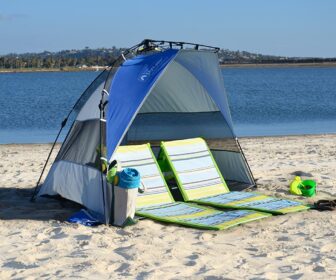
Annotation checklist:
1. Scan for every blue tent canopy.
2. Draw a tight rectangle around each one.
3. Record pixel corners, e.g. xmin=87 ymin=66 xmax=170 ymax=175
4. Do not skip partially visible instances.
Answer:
xmin=106 ymin=49 xmax=178 ymax=159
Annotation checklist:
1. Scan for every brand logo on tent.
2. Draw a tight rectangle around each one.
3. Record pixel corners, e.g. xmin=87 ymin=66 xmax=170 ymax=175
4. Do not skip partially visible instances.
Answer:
xmin=138 ymin=58 xmax=163 ymax=82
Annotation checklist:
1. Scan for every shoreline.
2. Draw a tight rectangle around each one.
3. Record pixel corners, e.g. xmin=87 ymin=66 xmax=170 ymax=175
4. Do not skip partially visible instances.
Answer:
xmin=1 ymin=132 xmax=335 ymax=146
xmin=1 ymin=62 xmax=336 ymax=73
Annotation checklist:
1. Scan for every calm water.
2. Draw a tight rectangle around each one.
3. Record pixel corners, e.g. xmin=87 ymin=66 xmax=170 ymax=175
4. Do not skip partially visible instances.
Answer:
xmin=223 ymin=67 xmax=336 ymax=136
xmin=0 ymin=67 xmax=336 ymax=143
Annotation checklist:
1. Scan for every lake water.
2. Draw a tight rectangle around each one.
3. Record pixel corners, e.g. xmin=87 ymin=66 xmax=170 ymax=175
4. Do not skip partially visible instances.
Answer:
xmin=0 ymin=67 xmax=336 ymax=143
xmin=223 ymin=67 xmax=336 ymax=136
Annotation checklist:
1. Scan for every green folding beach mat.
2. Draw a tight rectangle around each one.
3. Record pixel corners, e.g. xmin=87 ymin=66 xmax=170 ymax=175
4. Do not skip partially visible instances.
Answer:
xmin=159 ymin=138 xmax=309 ymax=215
xmin=112 ymin=144 xmax=271 ymax=230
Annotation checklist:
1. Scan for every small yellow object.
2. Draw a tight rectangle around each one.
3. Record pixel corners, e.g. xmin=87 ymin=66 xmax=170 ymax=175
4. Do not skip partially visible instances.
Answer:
xmin=290 ymin=176 xmax=302 ymax=195
xmin=113 ymin=174 xmax=119 ymax=186
xmin=101 ymin=162 xmax=107 ymax=173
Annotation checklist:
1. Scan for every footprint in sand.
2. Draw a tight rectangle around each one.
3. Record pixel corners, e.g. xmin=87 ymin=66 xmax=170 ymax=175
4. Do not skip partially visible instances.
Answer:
xmin=114 ymin=245 xmax=135 ymax=260
xmin=116 ymin=228 xmax=134 ymax=238
xmin=277 ymin=236 xmax=290 ymax=241
xmin=185 ymin=260 xmax=197 ymax=266
xmin=245 ymin=247 xmax=258 ymax=252
xmin=187 ymin=253 xmax=200 ymax=260
xmin=69 ymin=249 xmax=88 ymax=259
xmin=204 ymin=276 xmax=224 ymax=280
xmin=184 ymin=253 xmax=200 ymax=266
xmin=72 ymin=261 xmax=92 ymax=272
xmin=313 ymin=265 xmax=326 ymax=272
xmin=75 ymin=234 xmax=92 ymax=241
xmin=79 ymin=240 xmax=90 ymax=248
xmin=136 ymin=271 xmax=152 ymax=279
xmin=288 ymin=273 xmax=304 ymax=280
xmin=115 ymin=263 xmax=130 ymax=273
xmin=279 ymin=265 xmax=296 ymax=273
xmin=49 ymin=227 xmax=68 ymax=239
xmin=3 ymin=260 xmax=38 ymax=269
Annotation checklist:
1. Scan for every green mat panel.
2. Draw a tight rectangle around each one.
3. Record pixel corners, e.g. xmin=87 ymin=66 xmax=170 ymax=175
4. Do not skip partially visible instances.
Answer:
xmin=160 ymin=138 xmax=309 ymax=215
xmin=136 ymin=202 xmax=271 ymax=230
xmin=192 ymin=192 xmax=310 ymax=214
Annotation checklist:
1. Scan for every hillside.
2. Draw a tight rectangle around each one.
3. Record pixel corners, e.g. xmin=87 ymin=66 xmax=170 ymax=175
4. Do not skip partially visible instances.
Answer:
xmin=1 ymin=46 xmax=335 ymax=71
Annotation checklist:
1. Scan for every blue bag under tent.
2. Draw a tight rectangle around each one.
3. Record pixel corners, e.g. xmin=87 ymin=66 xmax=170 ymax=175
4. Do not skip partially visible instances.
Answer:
xmin=67 ymin=209 xmax=102 ymax=227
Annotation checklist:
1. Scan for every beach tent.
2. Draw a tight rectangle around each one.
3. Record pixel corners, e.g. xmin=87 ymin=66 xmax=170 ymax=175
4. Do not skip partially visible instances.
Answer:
xmin=33 ymin=39 xmax=255 ymax=224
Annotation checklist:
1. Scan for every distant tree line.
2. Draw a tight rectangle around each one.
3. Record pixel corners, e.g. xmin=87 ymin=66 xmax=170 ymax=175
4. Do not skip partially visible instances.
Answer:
xmin=1 ymin=46 xmax=335 ymax=70
xmin=220 ymin=57 xmax=336 ymax=64
xmin=217 ymin=49 xmax=336 ymax=64
xmin=0 ymin=47 xmax=123 ymax=69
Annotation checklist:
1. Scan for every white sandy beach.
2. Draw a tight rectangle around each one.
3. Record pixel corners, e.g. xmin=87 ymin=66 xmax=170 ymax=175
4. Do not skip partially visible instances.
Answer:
xmin=0 ymin=135 xmax=335 ymax=279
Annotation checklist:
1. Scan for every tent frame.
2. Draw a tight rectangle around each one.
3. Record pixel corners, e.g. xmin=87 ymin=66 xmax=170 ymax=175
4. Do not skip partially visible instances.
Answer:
xmin=31 ymin=39 xmax=256 ymax=225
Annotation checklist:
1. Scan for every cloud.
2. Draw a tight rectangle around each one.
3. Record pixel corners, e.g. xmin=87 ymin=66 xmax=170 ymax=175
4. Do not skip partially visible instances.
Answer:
xmin=0 ymin=13 xmax=28 ymax=21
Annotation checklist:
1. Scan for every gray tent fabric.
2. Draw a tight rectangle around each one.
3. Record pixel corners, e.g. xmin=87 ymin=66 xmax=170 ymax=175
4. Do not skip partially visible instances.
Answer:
xmin=211 ymin=150 xmax=255 ymax=186
xmin=174 ymin=50 xmax=234 ymax=130
xmin=37 ymin=43 xmax=255 ymax=223
xmin=139 ymin=60 xmax=218 ymax=113
xmin=77 ymin=81 xmax=105 ymax=121
xmin=56 ymin=120 xmax=102 ymax=167
xmin=39 ymin=161 xmax=107 ymax=215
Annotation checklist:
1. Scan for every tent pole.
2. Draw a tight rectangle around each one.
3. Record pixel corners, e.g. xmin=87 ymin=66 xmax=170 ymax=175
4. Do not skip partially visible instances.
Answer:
xmin=235 ymin=137 xmax=257 ymax=188
xmin=98 ymin=91 xmax=108 ymax=225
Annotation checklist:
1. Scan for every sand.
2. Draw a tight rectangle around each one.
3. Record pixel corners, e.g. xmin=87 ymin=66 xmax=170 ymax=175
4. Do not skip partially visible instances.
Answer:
xmin=0 ymin=135 xmax=335 ymax=279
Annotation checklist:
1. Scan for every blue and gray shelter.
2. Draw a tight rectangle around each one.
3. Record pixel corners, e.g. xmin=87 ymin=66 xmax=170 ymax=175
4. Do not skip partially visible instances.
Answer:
xmin=36 ymin=40 xmax=255 ymax=223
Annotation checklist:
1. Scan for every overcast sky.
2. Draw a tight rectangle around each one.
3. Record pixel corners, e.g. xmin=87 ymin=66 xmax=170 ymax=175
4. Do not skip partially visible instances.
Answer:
xmin=1 ymin=0 xmax=335 ymax=57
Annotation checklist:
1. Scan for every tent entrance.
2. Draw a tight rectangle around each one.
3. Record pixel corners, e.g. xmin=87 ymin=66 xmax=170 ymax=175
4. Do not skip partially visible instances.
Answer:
xmin=118 ymin=49 xmax=255 ymax=189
